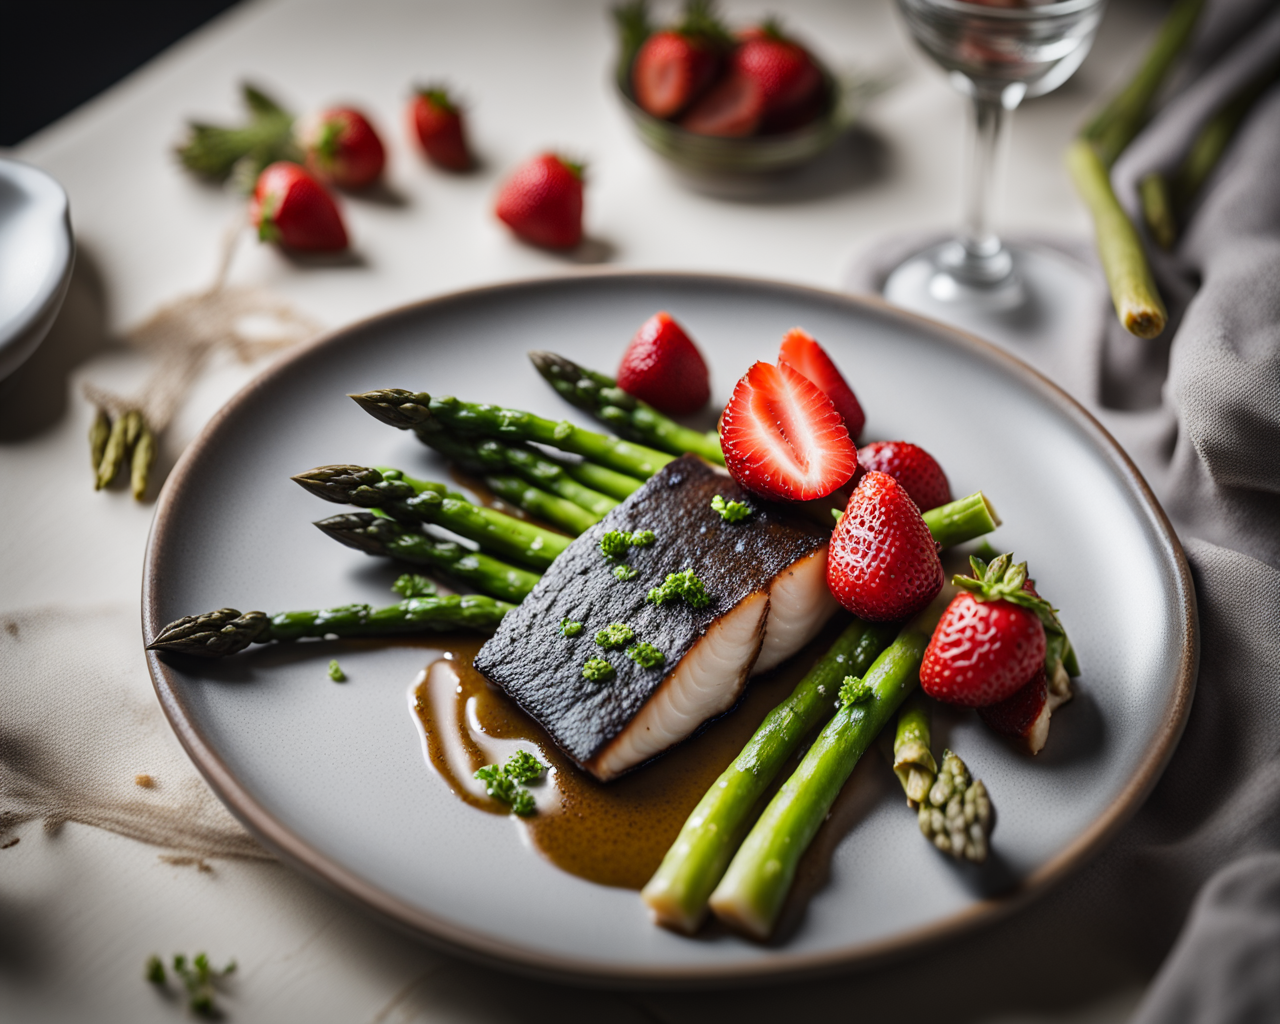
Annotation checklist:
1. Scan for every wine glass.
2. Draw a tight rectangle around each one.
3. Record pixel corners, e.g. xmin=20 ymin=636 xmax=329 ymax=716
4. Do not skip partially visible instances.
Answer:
xmin=882 ymin=0 xmax=1107 ymax=338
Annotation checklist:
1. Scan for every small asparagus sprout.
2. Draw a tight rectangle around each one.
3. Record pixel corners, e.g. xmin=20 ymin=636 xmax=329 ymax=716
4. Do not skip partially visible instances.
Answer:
xmin=892 ymin=692 xmax=937 ymax=806
xmin=559 ymin=618 xmax=583 ymax=637
xmin=392 ymin=573 xmax=437 ymax=598
xmin=327 ymin=659 xmax=347 ymax=682
xmin=89 ymin=408 xmax=111 ymax=473
xmin=130 ymin=421 xmax=156 ymax=501
xmin=146 ymin=952 xmax=237 ymax=1017
xmin=474 ymin=750 xmax=548 ymax=817
xmin=711 ymin=494 xmax=753 ymax=523
xmin=917 ymin=750 xmax=993 ymax=863
xmin=646 ymin=569 xmax=710 ymax=609
xmin=529 ymin=350 xmax=725 ymax=465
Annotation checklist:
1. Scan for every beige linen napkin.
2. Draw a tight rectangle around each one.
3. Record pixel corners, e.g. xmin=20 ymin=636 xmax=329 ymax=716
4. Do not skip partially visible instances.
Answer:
xmin=0 ymin=602 xmax=267 ymax=862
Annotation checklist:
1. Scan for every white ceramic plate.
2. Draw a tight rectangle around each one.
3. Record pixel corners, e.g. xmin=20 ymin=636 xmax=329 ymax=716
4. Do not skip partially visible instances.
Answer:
xmin=0 ymin=157 xmax=74 ymax=381
xmin=144 ymin=273 xmax=1196 ymax=984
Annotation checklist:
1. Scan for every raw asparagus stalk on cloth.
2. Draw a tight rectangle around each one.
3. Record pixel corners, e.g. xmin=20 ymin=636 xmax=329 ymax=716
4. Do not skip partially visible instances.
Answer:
xmin=148 ymin=595 xmax=515 ymax=659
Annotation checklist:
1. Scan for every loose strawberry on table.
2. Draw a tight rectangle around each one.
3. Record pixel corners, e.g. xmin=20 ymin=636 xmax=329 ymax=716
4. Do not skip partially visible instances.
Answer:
xmin=494 ymin=153 xmax=584 ymax=250
xmin=826 ymin=471 xmax=944 ymax=621
xmin=720 ymin=360 xmax=857 ymax=502
xmin=776 ymin=328 xmax=866 ymax=440
xmin=616 ymin=312 xmax=711 ymax=416
xmin=298 ymin=106 xmax=386 ymax=189
xmin=409 ymin=86 xmax=473 ymax=171
xmin=631 ymin=0 xmax=730 ymax=118
xmin=856 ymin=440 xmax=951 ymax=511
xmin=251 ymin=162 xmax=349 ymax=252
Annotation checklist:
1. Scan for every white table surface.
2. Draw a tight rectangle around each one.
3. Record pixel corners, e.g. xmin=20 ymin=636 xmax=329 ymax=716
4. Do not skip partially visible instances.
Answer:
xmin=1 ymin=0 xmax=1165 ymax=1019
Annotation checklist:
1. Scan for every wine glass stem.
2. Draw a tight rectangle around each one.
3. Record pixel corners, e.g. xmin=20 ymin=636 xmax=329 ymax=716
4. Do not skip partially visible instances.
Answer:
xmin=962 ymin=93 xmax=1007 ymax=263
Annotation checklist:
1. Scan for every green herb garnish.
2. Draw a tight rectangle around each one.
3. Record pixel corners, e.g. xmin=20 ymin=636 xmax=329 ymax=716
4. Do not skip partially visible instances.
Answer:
xmin=474 ymin=750 xmax=547 ymax=817
xmin=711 ymin=494 xmax=753 ymax=523
xmin=582 ymin=657 xmax=616 ymax=683
xmin=646 ymin=568 xmax=711 ymax=610
xmin=327 ymin=659 xmax=347 ymax=682
xmin=560 ymin=618 xmax=584 ymax=637
xmin=600 ymin=530 xmax=633 ymax=560
xmin=613 ymin=564 xmax=638 ymax=581
xmin=630 ymin=529 xmax=656 ymax=547
xmin=626 ymin=642 xmax=666 ymax=668
xmin=839 ymin=675 xmax=873 ymax=706
xmin=147 ymin=952 xmax=236 ymax=1017
xmin=392 ymin=573 xmax=437 ymax=597
xmin=595 ymin=622 xmax=636 ymax=649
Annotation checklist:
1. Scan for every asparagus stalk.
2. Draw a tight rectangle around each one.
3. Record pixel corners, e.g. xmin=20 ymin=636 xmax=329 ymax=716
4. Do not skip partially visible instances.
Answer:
xmin=89 ymin=408 xmax=111 ymax=474
xmin=481 ymin=474 xmax=603 ymax=537
xmin=147 ymin=594 xmax=514 ymax=658
xmin=1067 ymin=139 xmax=1168 ymax=339
xmin=315 ymin=512 xmax=541 ymax=602
xmin=1139 ymin=173 xmax=1177 ymax=250
xmin=892 ymin=692 xmax=937 ymax=806
xmin=293 ymin=465 xmax=572 ymax=570
xmin=131 ymin=421 xmax=156 ymax=501
xmin=642 ymin=618 xmax=898 ymax=933
xmin=917 ymin=749 xmax=993 ymax=863
xmin=95 ymin=410 xmax=135 ymax=490
xmin=349 ymin=389 xmax=674 ymax=479
xmin=413 ymin=427 xmax=627 ymax=510
xmin=1070 ymin=0 xmax=1203 ymax=338
xmin=530 ymin=351 xmax=725 ymax=465
xmin=708 ymin=597 xmax=945 ymax=939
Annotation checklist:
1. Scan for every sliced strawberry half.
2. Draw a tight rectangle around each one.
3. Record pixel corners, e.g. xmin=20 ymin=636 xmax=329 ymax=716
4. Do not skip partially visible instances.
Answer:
xmin=720 ymin=361 xmax=857 ymax=501
xmin=679 ymin=72 xmax=764 ymax=137
xmin=777 ymin=328 xmax=865 ymax=440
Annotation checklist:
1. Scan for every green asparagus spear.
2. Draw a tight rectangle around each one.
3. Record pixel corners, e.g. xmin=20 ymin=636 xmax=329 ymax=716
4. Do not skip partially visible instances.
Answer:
xmin=293 ymin=465 xmax=571 ymax=570
xmin=917 ymin=749 xmax=993 ymax=863
xmin=892 ymin=691 xmax=937 ymax=806
xmin=147 ymin=594 xmax=515 ymax=658
xmin=1067 ymin=139 xmax=1168 ymax=339
xmin=1070 ymin=0 xmax=1203 ymax=338
xmin=1139 ymin=172 xmax=1178 ymax=250
xmin=89 ymin=408 xmax=111 ymax=474
xmin=708 ymin=597 xmax=945 ymax=939
xmin=530 ymin=351 xmax=725 ymax=465
xmin=131 ymin=421 xmax=156 ymax=501
xmin=481 ymin=474 xmax=603 ymax=536
xmin=315 ymin=512 xmax=541 ymax=602
xmin=95 ymin=410 xmax=137 ymax=490
xmin=641 ymin=618 xmax=898 ymax=933
xmin=413 ymin=428 xmax=626 ymax=511
xmin=349 ymin=389 xmax=674 ymax=479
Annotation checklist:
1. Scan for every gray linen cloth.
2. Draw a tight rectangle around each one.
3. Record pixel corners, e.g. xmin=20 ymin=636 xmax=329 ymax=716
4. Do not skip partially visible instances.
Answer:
xmin=845 ymin=0 xmax=1280 ymax=1018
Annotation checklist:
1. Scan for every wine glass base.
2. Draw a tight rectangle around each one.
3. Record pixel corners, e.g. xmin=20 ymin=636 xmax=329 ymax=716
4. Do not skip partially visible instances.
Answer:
xmin=882 ymin=241 xmax=1099 ymax=354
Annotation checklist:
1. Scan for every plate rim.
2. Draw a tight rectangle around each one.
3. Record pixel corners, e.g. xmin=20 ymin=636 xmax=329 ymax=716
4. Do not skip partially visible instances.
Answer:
xmin=142 ymin=269 xmax=1199 ymax=987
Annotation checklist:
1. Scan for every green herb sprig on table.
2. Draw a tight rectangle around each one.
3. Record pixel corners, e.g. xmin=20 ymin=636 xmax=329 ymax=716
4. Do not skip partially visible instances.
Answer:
xmin=327 ymin=659 xmax=347 ymax=682
xmin=145 ymin=952 xmax=236 ymax=1017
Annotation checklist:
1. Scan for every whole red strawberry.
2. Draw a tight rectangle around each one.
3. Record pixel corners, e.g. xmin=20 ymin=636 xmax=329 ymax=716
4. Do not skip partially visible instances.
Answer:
xmin=631 ymin=1 xmax=729 ymax=118
xmin=856 ymin=440 xmax=951 ymax=511
xmin=679 ymin=72 xmax=763 ymax=136
xmin=827 ymin=471 xmax=944 ymax=620
xmin=777 ymin=328 xmax=865 ymax=440
xmin=251 ymin=162 xmax=349 ymax=251
xmin=617 ymin=312 xmax=710 ymax=415
xmin=721 ymin=361 xmax=857 ymax=502
xmin=920 ymin=554 xmax=1053 ymax=707
xmin=732 ymin=21 xmax=824 ymax=132
xmin=409 ymin=86 xmax=472 ymax=171
xmin=298 ymin=107 xmax=385 ymax=189
xmin=495 ymin=153 xmax=584 ymax=250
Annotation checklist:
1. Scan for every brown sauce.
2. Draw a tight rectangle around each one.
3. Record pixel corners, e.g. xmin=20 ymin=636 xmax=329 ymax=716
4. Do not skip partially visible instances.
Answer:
xmin=409 ymin=627 xmax=842 ymax=890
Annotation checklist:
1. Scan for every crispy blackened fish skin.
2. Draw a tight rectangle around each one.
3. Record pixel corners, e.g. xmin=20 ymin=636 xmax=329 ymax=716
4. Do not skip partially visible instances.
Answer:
xmin=474 ymin=455 xmax=835 ymax=781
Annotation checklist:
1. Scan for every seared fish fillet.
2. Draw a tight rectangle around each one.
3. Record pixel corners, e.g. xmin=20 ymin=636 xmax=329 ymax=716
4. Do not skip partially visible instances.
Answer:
xmin=474 ymin=455 xmax=837 ymax=781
